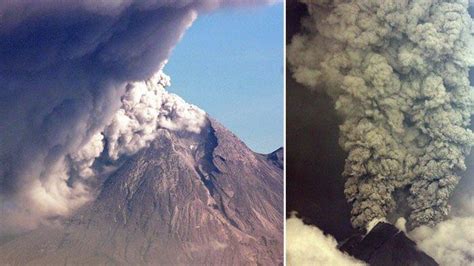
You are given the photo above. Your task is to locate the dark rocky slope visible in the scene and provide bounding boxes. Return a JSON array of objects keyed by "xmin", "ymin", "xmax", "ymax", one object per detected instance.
[
  {"xmin": 265, "ymin": 147, "xmax": 283, "ymax": 169},
  {"xmin": 340, "ymin": 222, "xmax": 438, "ymax": 266},
  {"xmin": 0, "ymin": 118, "xmax": 283, "ymax": 265}
]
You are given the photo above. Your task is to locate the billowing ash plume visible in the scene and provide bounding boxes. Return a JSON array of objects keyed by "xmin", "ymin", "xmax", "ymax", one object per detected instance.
[
  {"xmin": 288, "ymin": 0, "xmax": 473, "ymax": 229},
  {"xmin": 51, "ymin": 72, "xmax": 206, "ymax": 211},
  {"xmin": 0, "ymin": 71, "xmax": 206, "ymax": 232},
  {"xmin": 0, "ymin": 0, "xmax": 275, "ymax": 232}
]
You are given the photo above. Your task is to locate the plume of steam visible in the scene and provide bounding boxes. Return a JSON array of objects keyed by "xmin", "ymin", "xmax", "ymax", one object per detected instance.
[
  {"xmin": 410, "ymin": 216, "xmax": 474, "ymax": 266},
  {"xmin": 0, "ymin": 0, "xmax": 273, "ymax": 232},
  {"xmin": 288, "ymin": 0, "xmax": 473, "ymax": 229},
  {"xmin": 408, "ymin": 186, "xmax": 474, "ymax": 266},
  {"xmin": 286, "ymin": 215, "xmax": 366, "ymax": 266},
  {"xmin": 104, "ymin": 72, "xmax": 206, "ymax": 160}
]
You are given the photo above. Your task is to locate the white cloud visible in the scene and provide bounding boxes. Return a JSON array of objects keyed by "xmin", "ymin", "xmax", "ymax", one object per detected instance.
[
  {"xmin": 410, "ymin": 216, "xmax": 474, "ymax": 266},
  {"xmin": 286, "ymin": 216, "xmax": 366, "ymax": 266}
]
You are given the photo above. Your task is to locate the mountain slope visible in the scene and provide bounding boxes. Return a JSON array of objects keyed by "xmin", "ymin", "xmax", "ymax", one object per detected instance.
[
  {"xmin": 340, "ymin": 222, "xmax": 438, "ymax": 266},
  {"xmin": 0, "ymin": 118, "xmax": 283, "ymax": 265},
  {"xmin": 265, "ymin": 147, "xmax": 283, "ymax": 169}
]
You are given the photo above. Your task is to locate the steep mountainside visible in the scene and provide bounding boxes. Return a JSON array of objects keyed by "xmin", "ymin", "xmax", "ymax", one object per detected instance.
[
  {"xmin": 0, "ymin": 118, "xmax": 283, "ymax": 265},
  {"xmin": 340, "ymin": 222, "xmax": 438, "ymax": 266},
  {"xmin": 265, "ymin": 147, "xmax": 283, "ymax": 169}
]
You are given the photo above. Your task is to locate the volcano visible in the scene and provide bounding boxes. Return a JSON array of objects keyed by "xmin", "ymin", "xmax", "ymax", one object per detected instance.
[
  {"xmin": 340, "ymin": 222, "xmax": 438, "ymax": 266},
  {"xmin": 0, "ymin": 118, "xmax": 283, "ymax": 265}
]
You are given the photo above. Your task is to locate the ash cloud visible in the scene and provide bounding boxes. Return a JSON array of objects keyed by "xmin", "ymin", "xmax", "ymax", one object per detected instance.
[
  {"xmin": 288, "ymin": 0, "xmax": 473, "ymax": 229},
  {"xmin": 0, "ymin": 0, "xmax": 275, "ymax": 232}
]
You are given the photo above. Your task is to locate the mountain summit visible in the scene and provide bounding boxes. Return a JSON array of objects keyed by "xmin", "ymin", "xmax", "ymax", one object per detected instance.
[
  {"xmin": 0, "ymin": 118, "xmax": 283, "ymax": 265},
  {"xmin": 340, "ymin": 222, "xmax": 438, "ymax": 266}
]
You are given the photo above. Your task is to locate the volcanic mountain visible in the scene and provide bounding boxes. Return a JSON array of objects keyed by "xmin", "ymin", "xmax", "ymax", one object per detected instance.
[
  {"xmin": 0, "ymin": 118, "xmax": 283, "ymax": 265},
  {"xmin": 340, "ymin": 222, "xmax": 438, "ymax": 266}
]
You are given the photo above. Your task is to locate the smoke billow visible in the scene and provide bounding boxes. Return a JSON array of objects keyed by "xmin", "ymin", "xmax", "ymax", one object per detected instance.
[
  {"xmin": 286, "ymin": 215, "xmax": 366, "ymax": 266},
  {"xmin": 104, "ymin": 72, "xmax": 206, "ymax": 160},
  {"xmin": 0, "ymin": 0, "xmax": 275, "ymax": 233},
  {"xmin": 288, "ymin": 0, "xmax": 473, "ymax": 229},
  {"xmin": 410, "ymin": 216, "xmax": 474, "ymax": 266}
]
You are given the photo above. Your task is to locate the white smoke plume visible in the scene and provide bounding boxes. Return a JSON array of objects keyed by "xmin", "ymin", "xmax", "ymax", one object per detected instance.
[
  {"xmin": 410, "ymin": 216, "xmax": 474, "ymax": 266},
  {"xmin": 407, "ymin": 188, "xmax": 474, "ymax": 266},
  {"xmin": 104, "ymin": 72, "xmax": 206, "ymax": 160},
  {"xmin": 286, "ymin": 215, "xmax": 366, "ymax": 266},
  {"xmin": 0, "ymin": 0, "xmax": 274, "ymax": 233},
  {"xmin": 288, "ymin": 0, "xmax": 474, "ymax": 229}
]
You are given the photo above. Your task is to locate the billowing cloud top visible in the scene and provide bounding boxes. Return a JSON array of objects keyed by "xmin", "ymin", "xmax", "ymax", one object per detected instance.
[{"xmin": 0, "ymin": 0, "xmax": 275, "ymax": 232}]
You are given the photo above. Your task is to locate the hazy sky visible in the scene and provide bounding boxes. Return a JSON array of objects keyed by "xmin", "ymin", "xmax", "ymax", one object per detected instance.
[{"xmin": 164, "ymin": 4, "xmax": 283, "ymax": 153}]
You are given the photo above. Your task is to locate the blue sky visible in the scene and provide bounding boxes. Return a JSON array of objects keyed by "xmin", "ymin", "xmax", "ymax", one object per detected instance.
[{"xmin": 164, "ymin": 3, "xmax": 283, "ymax": 154}]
